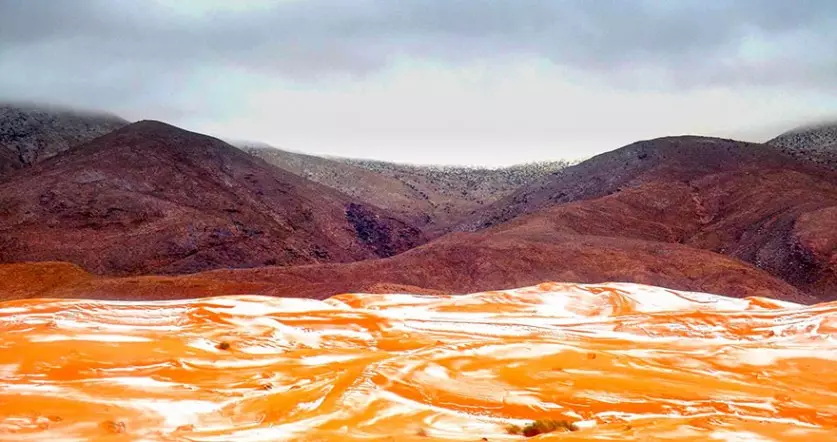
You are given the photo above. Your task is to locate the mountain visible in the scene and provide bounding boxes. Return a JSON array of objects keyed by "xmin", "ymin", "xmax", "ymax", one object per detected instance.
[
  {"xmin": 240, "ymin": 145, "xmax": 439, "ymax": 228},
  {"xmin": 344, "ymin": 157, "xmax": 572, "ymax": 231},
  {"xmin": 0, "ymin": 121, "xmax": 424, "ymax": 275},
  {"xmin": 451, "ymin": 136, "xmax": 837, "ymax": 301},
  {"xmin": 767, "ymin": 121, "xmax": 837, "ymax": 169},
  {"xmin": 1, "ymin": 120, "xmax": 834, "ymax": 303},
  {"xmin": 0, "ymin": 103, "xmax": 127, "ymax": 175},
  {"xmin": 3, "ymin": 134, "xmax": 829, "ymax": 304},
  {"xmin": 453, "ymin": 136, "xmax": 819, "ymax": 232},
  {"xmin": 242, "ymin": 143, "xmax": 571, "ymax": 230},
  {"xmin": 1, "ymin": 284, "xmax": 833, "ymax": 440}
]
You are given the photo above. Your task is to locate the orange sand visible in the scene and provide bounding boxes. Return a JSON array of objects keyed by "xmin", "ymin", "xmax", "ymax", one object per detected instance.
[{"xmin": 0, "ymin": 282, "xmax": 835, "ymax": 441}]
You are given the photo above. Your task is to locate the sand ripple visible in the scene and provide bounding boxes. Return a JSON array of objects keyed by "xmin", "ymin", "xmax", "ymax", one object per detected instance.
[{"xmin": 0, "ymin": 282, "xmax": 835, "ymax": 441}]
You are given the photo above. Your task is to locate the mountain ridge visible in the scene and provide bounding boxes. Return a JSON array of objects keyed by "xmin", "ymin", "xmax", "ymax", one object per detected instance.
[
  {"xmin": 0, "ymin": 120, "xmax": 425, "ymax": 275},
  {"xmin": 241, "ymin": 143, "xmax": 573, "ymax": 230}
]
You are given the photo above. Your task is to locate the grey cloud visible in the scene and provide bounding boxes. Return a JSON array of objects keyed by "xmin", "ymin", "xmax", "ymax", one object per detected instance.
[{"xmin": 1, "ymin": 0, "xmax": 836, "ymax": 113}]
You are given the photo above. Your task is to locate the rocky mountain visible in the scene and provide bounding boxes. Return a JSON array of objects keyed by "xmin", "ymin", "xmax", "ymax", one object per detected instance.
[
  {"xmin": 242, "ymin": 143, "xmax": 572, "ymax": 231},
  {"xmin": 453, "ymin": 136, "xmax": 816, "ymax": 232},
  {"xmin": 0, "ymin": 121, "xmax": 424, "ymax": 275},
  {"xmin": 241, "ymin": 145, "xmax": 439, "ymax": 228},
  {"xmin": 767, "ymin": 121, "xmax": 837, "ymax": 169},
  {"xmin": 449, "ymin": 136, "xmax": 837, "ymax": 301},
  {"xmin": 0, "ymin": 103, "xmax": 127, "ymax": 175},
  {"xmin": 2, "ymin": 116, "xmax": 837, "ymax": 303},
  {"xmin": 344, "ymin": 157, "xmax": 573, "ymax": 231}
]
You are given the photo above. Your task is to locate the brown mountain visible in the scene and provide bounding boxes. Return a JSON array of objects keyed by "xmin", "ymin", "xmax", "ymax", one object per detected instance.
[
  {"xmin": 1, "ymin": 129, "xmax": 834, "ymax": 305},
  {"xmin": 0, "ymin": 223, "xmax": 811, "ymax": 303},
  {"xmin": 0, "ymin": 121, "xmax": 424, "ymax": 275},
  {"xmin": 344, "ymin": 157, "xmax": 573, "ymax": 231},
  {"xmin": 3, "ymin": 155, "xmax": 821, "ymax": 303},
  {"xmin": 767, "ymin": 121, "xmax": 837, "ymax": 169},
  {"xmin": 0, "ymin": 147, "xmax": 19, "ymax": 176},
  {"xmin": 242, "ymin": 143, "xmax": 572, "ymax": 230},
  {"xmin": 453, "ymin": 136, "xmax": 818, "ymax": 232},
  {"xmin": 241, "ymin": 145, "xmax": 439, "ymax": 228},
  {"xmin": 451, "ymin": 136, "xmax": 837, "ymax": 301},
  {"xmin": 0, "ymin": 103, "xmax": 127, "ymax": 175}
]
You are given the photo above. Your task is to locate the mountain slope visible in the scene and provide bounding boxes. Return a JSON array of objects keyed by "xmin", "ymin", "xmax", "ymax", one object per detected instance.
[
  {"xmin": 345, "ymin": 157, "xmax": 572, "ymax": 230},
  {"xmin": 450, "ymin": 136, "xmax": 837, "ymax": 300},
  {"xmin": 0, "ymin": 103, "xmax": 127, "ymax": 174},
  {"xmin": 483, "ymin": 172, "xmax": 837, "ymax": 301},
  {"xmin": 242, "ymin": 143, "xmax": 572, "ymax": 230},
  {"xmin": 2, "ymin": 134, "xmax": 826, "ymax": 304},
  {"xmin": 454, "ymin": 136, "xmax": 817, "ymax": 232},
  {"xmin": 241, "ymin": 145, "xmax": 439, "ymax": 228},
  {"xmin": 767, "ymin": 121, "xmax": 837, "ymax": 169},
  {"xmin": 0, "ymin": 218, "xmax": 811, "ymax": 303},
  {"xmin": 0, "ymin": 121, "xmax": 424, "ymax": 275}
]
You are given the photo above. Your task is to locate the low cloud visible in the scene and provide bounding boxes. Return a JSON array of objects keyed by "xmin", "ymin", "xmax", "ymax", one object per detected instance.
[{"xmin": 1, "ymin": 0, "xmax": 836, "ymax": 164}]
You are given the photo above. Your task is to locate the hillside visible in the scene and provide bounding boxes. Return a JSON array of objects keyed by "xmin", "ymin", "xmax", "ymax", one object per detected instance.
[
  {"xmin": 2, "ymin": 122, "xmax": 836, "ymax": 302},
  {"xmin": 4, "ymin": 134, "xmax": 834, "ymax": 303},
  {"xmin": 767, "ymin": 121, "xmax": 837, "ymax": 169},
  {"xmin": 0, "ymin": 121, "xmax": 424, "ymax": 275},
  {"xmin": 0, "ymin": 103, "xmax": 127, "ymax": 175},
  {"xmin": 453, "ymin": 136, "xmax": 815, "ymax": 232},
  {"xmin": 345, "ymin": 157, "xmax": 573, "ymax": 230},
  {"xmin": 452, "ymin": 136, "xmax": 837, "ymax": 301},
  {"xmin": 242, "ymin": 143, "xmax": 572, "ymax": 230},
  {"xmin": 0, "ymin": 216, "xmax": 812, "ymax": 303},
  {"xmin": 240, "ymin": 145, "xmax": 439, "ymax": 228}
]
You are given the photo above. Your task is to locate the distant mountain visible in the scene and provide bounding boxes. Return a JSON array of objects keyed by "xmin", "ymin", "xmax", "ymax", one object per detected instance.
[
  {"xmin": 241, "ymin": 142, "xmax": 572, "ymax": 231},
  {"xmin": 767, "ymin": 121, "xmax": 837, "ymax": 169},
  {"xmin": 343, "ymin": 158, "xmax": 573, "ymax": 231},
  {"xmin": 0, "ymin": 121, "xmax": 424, "ymax": 275},
  {"xmin": 0, "ymin": 103, "xmax": 127, "ymax": 175},
  {"xmin": 240, "ymin": 145, "xmax": 440, "ymax": 228}
]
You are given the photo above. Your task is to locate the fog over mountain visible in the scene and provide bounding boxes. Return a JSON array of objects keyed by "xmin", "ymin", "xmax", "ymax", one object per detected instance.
[{"xmin": 2, "ymin": 0, "xmax": 837, "ymax": 165}]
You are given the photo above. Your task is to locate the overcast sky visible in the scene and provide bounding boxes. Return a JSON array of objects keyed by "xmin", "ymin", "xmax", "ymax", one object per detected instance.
[{"xmin": 1, "ymin": 0, "xmax": 836, "ymax": 166}]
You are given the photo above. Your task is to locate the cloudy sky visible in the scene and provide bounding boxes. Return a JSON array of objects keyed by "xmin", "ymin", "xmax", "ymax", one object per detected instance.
[{"xmin": 1, "ymin": 0, "xmax": 836, "ymax": 166}]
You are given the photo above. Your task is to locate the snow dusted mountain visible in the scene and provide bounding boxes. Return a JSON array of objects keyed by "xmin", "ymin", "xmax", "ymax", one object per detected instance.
[
  {"xmin": 0, "ymin": 282, "xmax": 834, "ymax": 440},
  {"xmin": 768, "ymin": 121, "xmax": 837, "ymax": 170},
  {"xmin": 0, "ymin": 103, "xmax": 127, "ymax": 175}
]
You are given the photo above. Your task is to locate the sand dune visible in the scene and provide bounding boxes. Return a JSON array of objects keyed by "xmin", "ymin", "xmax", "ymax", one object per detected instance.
[{"xmin": 1, "ymin": 282, "xmax": 834, "ymax": 440}]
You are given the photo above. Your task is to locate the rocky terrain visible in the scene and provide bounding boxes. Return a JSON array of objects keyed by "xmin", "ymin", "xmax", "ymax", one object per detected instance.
[
  {"xmin": 0, "ymin": 103, "xmax": 127, "ymax": 175},
  {"xmin": 438, "ymin": 136, "xmax": 837, "ymax": 300},
  {"xmin": 0, "ymin": 121, "xmax": 424, "ymax": 275},
  {"xmin": 242, "ymin": 142, "xmax": 572, "ymax": 231},
  {"xmin": 345, "ymin": 157, "xmax": 573, "ymax": 231},
  {"xmin": 0, "ymin": 223, "xmax": 811, "ymax": 302},
  {"xmin": 0, "ymin": 283, "xmax": 833, "ymax": 440},
  {"xmin": 240, "ymin": 144, "xmax": 440, "ymax": 228},
  {"xmin": 453, "ymin": 136, "xmax": 820, "ymax": 232},
  {"xmin": 3, "ymin": 109, "xmax": 837, "ymax": 303},
  {"xmin": 767, "ymin": 121, "xmax": 837, "ymax": 169}
]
